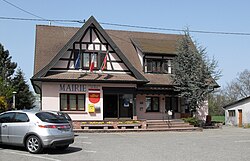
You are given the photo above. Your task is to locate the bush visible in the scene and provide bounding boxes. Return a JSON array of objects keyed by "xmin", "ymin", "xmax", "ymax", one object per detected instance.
[
  {"xmin": 0, "ymin": 96, "xmax": 7, "ymax": 112},
  {"xmin": 182, "ymin": 117, "xmax": 200, "ymax": 127}
]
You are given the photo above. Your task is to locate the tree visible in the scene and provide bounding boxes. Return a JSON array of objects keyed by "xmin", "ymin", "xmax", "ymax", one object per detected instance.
[
  {"xmin": 172, "ymin": 30, "xmax": 221, "ymax": 113},
  {"xmin": 0, "ymin": 96, "xmax": 7, "ymax": 112},
  {"xmin": 0, "ymin": 77, "xmax": 14, "ymax": 111},
  {"xmin": 208, "ymin": 90, "xmax": 226, "ymax": 116},
  {"xmin": 0, "ymin": 43, "xmax": 17, "ymax": 83},
  {"xmin": 223, "ymin": 69, "xmax": 250, "ymax": 102},
  {"xmin": 12, "ymin": 68, "xmax": 35, "ymax": 109}
]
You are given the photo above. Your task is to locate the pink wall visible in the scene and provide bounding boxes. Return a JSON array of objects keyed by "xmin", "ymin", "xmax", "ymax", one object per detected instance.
[{"xmin": 136, "ymin": 95, "xmax": 166, "ymax": 120}]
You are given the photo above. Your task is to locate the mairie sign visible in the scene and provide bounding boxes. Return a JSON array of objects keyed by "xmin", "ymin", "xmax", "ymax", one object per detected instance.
[{"xmin": 59, "ymin": 84, "xmax": 85, "ymax": 92}]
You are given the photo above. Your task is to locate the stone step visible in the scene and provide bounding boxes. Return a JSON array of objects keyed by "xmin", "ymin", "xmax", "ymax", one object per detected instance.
[
  {"xmin": 74, "ymin": 127, "xmax": 203, "ymax": 133},
  {"xmin": 147, "ymin": 124, "xmax": 193, "ymax": 129},
  {"xmin": 146, "ymin": 119, "xmax": 194, "ymax": 129},
  {"xmin": 146, "ymin": 119, "xmax": 185, "ymax": 124},
  {"xmin": 147, "ymin": 121, "xmax": 187, "ymax": 125},
  {"xmin": 144, "ymin": 127, "xmax": 202, "ymax": 132}
]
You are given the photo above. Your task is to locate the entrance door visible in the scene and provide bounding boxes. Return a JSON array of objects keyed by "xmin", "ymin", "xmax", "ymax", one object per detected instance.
[
  {"xmin": 238, "ymin": 109, "xmax": 242, "ymax": 127},
  {"xmin": 103, "ymin": 94, "xmax": 133, "ymax": 119},
  {"xmin": 103, "ymin": 94, "xmax": 118, "ymax": 118},
  {"xmin": 119, "ymin": 94, "xmax": 133, "ymax": 119}
]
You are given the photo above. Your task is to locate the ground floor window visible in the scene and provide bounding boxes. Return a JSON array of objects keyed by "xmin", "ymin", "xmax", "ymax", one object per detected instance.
[
  {"xmin": 228, "ymin": 110, "xmax": 235, "ymax": 117},
  {"xmin": 60, "ymin": 94, "xmax": 85, "ymax": 111},
  {"xmin": 165, "ymin": 96, "xmax": 179, "ymax": 112},
  {"xmin": 146, "ymin": 97, "xmax": 159, "ymax": 112}
]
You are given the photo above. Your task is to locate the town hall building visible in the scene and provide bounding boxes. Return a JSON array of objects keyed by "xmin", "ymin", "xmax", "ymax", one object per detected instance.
[{"xmin": 31, "ymin": 16, "xmax": 215, "ymax": 122}]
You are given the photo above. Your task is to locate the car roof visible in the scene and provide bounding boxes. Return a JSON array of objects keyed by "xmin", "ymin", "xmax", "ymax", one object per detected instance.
[{"xmin": 1, "ymin": 110, "xmax": 57, "ymax": 115}]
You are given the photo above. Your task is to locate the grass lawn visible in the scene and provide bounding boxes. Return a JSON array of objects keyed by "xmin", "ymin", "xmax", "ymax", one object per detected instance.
[{"xmin": 212, "ymin": 115, "xmax": 225, "ymax": 123}]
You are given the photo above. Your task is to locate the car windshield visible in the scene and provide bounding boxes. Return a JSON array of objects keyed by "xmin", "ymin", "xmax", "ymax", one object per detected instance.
[
  {"xmin": 57, "ymin": 112, "xmax": 72, "ymax": 121},
  {"xmin": 36, "ymin": 112, "xmax": 68, "ymax": 123}
]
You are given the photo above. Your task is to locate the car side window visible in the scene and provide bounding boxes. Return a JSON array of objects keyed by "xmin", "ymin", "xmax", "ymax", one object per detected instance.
[
  {"xmin": 0, "ymin": 112, "xmax": 15, "ymax": 123},
  {"xmin": 14, "ymin": 113, "xmax": 29, "ymax": 122}
]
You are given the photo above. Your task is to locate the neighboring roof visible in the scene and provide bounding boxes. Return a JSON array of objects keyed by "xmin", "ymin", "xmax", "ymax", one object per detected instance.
[
  {"xmin": 32, "ymin": 16, "xmax": 185, "ymax": 86},
  {"xmin": 223, "ymin": 96, "xmax": 250, "ymax": 109},
  {"xmin": 132, "ymin": 38, "xmax": 178, "ymax": 55}
]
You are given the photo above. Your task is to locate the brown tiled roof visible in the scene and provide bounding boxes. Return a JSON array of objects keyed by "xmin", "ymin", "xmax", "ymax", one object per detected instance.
[
  {"xmin": 34, "ymin": 25, "xmax": 183, "ymax": 85},
  {"xmin": 132, "ymin": 38, "xmax": 178, "ymax": 54},
  {"xmin": 40, "ymin": 72, "xmax": 140, "ymax": 83},
  {"xmin": 144, "ymin": 74, "xmax": 173, "ymax": 85},
  {"xmin": 34, "ymin": 25, "xmax": 78, "ymax": 75}
]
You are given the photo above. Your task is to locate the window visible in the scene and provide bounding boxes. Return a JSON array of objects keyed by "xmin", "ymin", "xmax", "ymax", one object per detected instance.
[
  {"xmin": 14, "ymin": 113, "xmax": 29, "ymax": 122},
  {"xmin": 165, "ymin": 97, "xmax": 179, "ymax": 112},
  {"xmin": 0, "ymin": 112, "xmax": 15, "ymax": 123},
  {"xmin": 60, "ymin": 94, "xmax": 86, "ymax": 111},
  {"xmin": 228, "ymin": 110, "xmax": 235, "ymax": 117},
  {"xmin": 144, "ymin": 57, "xmax": 172, "ymax": 74},
  {"xmin": 36, "ymin": 112, "xmax": 68, "ymax": 123},
  {"xmin": 146, "ymin": 97, "xmax": 159, "ymax": 112},
  {"xmin": 74, "ymin": 51, "xmax": 106, "ymax": 70}
]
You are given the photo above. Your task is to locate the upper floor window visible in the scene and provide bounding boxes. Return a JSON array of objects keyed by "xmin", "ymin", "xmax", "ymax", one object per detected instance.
[
  {"xmin": 144, "ymin": 55, "xmax": 172, "ymax": 74},
  {"xmin": 74, "ymin": 51, "xmax": 107, "ymax": 70}
]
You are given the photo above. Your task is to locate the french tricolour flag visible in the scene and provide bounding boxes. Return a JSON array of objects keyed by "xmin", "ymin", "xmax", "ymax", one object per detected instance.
[
  {"xmin": 100, "ymin": 51, "xmax": 108, "ymax": 71},
  {"xmin": 89, "ymin": 54, "xmax": 95, "ymax": 72}
]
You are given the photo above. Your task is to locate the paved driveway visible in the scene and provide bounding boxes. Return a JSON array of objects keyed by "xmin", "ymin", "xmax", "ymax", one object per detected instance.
[{"xmin": 1, "ymin": 126, "xmax": 250, "ymax": 161}]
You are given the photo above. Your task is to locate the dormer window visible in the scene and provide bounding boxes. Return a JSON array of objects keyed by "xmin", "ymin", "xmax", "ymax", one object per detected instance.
[{"xmin": 144, "ymin": 55, "xmax": 172, "ymax": 74}]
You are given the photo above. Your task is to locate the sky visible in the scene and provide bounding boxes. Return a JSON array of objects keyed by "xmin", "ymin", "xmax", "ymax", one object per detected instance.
[{"xmin": 0, "ymin": 0, "xmax": 250, "ymax": 90}]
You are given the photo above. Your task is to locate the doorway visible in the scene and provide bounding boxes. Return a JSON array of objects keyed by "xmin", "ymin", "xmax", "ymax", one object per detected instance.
[
  {"xmin": 103, "ymin": 94, "xmax": 118, "ymax": 118},
  {"xmin": 238, "ymin": 109, "xmax": 242, "ymax": 127},
  {"xmin": 103, "ymin": 94, "xmax": 133, "ymax": 119}
]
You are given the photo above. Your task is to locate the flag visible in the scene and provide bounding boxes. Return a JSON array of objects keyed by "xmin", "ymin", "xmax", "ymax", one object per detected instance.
[
  {"xmin": 89, "ymin": 54, "xmax": 95, "ymax": 72},
  {"xmin": 100, "ymin": 51, "xmax": 108, "ymax": 71},
  {"xmin": 75, "ymin": 53, "xmax": 80, "ymax": 69}
]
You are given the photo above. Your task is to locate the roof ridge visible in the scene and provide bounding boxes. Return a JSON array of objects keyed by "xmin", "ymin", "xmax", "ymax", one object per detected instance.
[
  {"xmin": 106, "ymin": 29, "xmax": 183, "ymax": 36},
  {"xmin": 36, "ymin": 24, "xmax": 80, "ymax": 29},
  {"xmin": 36, "ymin": 24, "xmax": 183, "ymax": 36}
]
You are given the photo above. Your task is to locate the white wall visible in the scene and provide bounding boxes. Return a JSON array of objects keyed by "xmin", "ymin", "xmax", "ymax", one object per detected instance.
[
  {"xmin": 42, "ymin": 82, "xmax": 103, "ymax": 121},
  {"xmin": 41, "ymin": 82, "xmax": 136, "ymax": 121},
  {"xmin": 135, "ymin": 47, "xmax": 144, "ymax": 66}
]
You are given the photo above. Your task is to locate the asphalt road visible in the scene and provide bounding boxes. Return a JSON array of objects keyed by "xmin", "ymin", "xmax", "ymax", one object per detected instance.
[{"xmin": 1, "ymin": 127, "xmax": 250, "ymax": 161}]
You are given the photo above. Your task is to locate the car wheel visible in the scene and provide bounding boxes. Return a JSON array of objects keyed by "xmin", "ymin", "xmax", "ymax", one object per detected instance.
[
  {"xmin": 55, "ymin": 144, "xmax": 69, "ymax": 150},
  {"xmin": 26, "ymin": 135, "xmax": 43, "ymax": 154}
]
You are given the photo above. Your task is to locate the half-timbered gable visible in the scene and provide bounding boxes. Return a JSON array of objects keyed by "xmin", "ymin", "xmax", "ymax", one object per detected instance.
[{"xmin": 52, "ymin": 25, "xmax": 129, "ymax": 73}]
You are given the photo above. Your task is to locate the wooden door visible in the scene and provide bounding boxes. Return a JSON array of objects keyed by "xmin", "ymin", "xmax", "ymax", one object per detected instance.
[{"xmin": 238, "ymin": 109, "xmax": 242, "ymax": 127}]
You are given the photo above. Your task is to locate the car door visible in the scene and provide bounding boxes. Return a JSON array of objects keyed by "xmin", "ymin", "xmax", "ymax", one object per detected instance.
[
  {"xmin": 8, "ymin": 112, "xmax": 30, "ymax": 144},
  {"xmin": 0, "ymin": 112, "xmax": 15, "ymax": 143}
]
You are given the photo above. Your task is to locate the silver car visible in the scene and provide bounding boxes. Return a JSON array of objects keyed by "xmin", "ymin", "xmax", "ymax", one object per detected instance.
[{"xmin": 0, "ymin": 110, "xmax": 74, "ymax": 153}]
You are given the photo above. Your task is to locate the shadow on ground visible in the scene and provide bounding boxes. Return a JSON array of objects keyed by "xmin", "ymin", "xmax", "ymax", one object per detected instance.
[
  {"xmin": 0, "ymin": 144, "xmax": 82, "ymax": 155},
  {"xmin": 45, "ymin": 146, "xmax": 82, "ymax": 155}
]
